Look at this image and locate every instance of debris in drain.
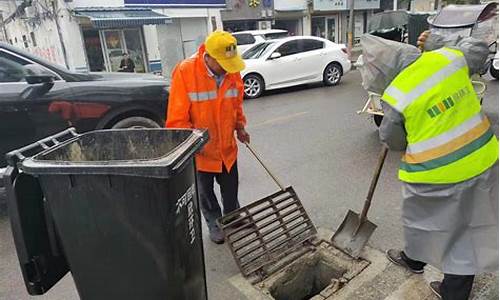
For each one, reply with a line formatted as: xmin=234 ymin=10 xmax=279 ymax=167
xmin=268 ymin=253 xmax=344 ymax=300
xmin=259 ymin=244 xmax=369 ymax=300
xmin=219 ymin=185 xmax=370 ymax=300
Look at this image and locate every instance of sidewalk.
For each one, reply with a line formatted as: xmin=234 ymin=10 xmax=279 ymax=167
xmin=225 ymin=228 xmax=499 ymax=300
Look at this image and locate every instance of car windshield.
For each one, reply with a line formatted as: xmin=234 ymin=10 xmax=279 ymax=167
xmin=242 ymin=42 xmax=275 ymax=59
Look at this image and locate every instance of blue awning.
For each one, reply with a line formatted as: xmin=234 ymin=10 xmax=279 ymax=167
xmin=73 ymin=7 xmax=171 ymax=29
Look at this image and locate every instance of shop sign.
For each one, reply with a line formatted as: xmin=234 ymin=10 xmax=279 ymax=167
xmin=124 ymin=0 xmax=225 ymax=7
xmin=313 ymin=0 xmax=379 ymax=11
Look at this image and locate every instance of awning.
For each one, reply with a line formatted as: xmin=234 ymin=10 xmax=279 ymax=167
xmin=368 ymin=11 xmax=409 ymax=32
xmin=428 ymin=3 xmax=498 ymax=28
xmin=73 ymin=7 xmax=171 ymax=29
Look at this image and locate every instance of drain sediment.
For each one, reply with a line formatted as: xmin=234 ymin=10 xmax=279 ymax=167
xmin=269 ymin=252 xmax=346 ymax=300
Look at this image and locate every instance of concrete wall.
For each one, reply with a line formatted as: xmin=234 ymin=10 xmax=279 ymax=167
xmin=5 ymin=0 xmax=89 ymax=70
xmin=157 ymin=16 xmax=210 ymax=82
xmin=153 ymin=7 xmax=221 ymax=79
xmin=5 ymin=0 xmax=67 ymax=67
xmin=144 ymin=24 xmax=161 ymax=72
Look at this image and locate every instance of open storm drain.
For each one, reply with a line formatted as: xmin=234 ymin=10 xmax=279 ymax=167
xmin=218 ymin=187 xmax=370 ymax=299
xmin=268 ymin=250 xmax=346 ymax=300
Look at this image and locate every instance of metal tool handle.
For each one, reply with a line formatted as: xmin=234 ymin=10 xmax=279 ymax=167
xmin=359 ymin=146 xmax=389 ymax=223
xmin=244 ymin=142 xmax=285 ymax=191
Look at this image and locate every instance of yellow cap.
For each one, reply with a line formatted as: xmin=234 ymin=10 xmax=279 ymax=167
xmin=205 ymin=31 xmax=245 ymax=74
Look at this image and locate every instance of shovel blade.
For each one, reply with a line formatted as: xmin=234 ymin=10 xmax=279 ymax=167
xmin=331 ymin=210 xmax=377 ymax=259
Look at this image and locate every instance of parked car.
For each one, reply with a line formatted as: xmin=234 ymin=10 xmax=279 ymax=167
xmin=241 ymin=36 xmax=351 ymax=99
xmin=0 ymin=42 xmax=168 ymax=169
xmin=233 ymin=29 xmax=289 ymax=53
xmin=489 ymin=50 xmax=499 ymax=80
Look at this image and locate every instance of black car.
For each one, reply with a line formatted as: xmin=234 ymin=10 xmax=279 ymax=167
xmin=0 ymin=42 xmax=168 ymax=167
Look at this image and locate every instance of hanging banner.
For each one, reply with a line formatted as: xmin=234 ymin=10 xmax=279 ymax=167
xmin=124 ymin=0 xmax=226 ymax=7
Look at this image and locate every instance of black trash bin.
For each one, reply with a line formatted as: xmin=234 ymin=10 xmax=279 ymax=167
xmin=4 ymin=128 xmax=208 ymax=300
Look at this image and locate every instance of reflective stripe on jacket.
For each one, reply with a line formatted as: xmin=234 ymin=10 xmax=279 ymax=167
xmin=166 ymin=44 xmax=246 ymax=173
xmin=382 ymin=47 xmax=498 ymax=184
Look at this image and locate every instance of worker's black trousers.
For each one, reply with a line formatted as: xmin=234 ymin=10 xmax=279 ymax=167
xmin=197 ymin=162 xmax=240 ymax=231
xmin=402 ymin=252 xmax=475 ymax=300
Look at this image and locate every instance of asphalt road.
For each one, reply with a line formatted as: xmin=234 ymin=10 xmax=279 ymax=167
xmin=0 ymin=70 xmax=498 ymax=300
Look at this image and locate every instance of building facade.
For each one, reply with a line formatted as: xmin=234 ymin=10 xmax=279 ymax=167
xmin=310 ymin=0 xmax=380 ymax=45
xmin=221 ymin=0 xmax=381 ymax=45
xmin=2 ymin=0 xmax=224 ymax=78
xmin=221 ymin=0 xmax=275 ymax=32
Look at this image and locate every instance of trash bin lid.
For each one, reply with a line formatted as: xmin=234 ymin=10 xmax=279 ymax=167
xmin=10 ymin=128 xmax=208 ymax=178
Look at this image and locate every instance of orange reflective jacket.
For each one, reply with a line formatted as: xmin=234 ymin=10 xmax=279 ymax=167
xmin=166 ymin=44 xmax=247 ymax=173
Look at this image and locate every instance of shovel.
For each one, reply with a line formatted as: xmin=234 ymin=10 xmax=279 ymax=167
xmin=331 ymin=146 xmax=389 ymax=258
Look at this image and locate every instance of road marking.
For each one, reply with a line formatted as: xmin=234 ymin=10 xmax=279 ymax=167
xmin=249 ymin=111 xmax=309 ymax=129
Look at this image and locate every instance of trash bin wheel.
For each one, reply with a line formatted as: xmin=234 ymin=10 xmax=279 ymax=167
xmin=490 ymin=64 xmax=498 ymax=80
xmin=374 ymin=115 xmax=383 ymax=127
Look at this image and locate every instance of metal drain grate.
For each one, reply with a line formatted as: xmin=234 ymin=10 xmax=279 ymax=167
xmin=218 ymin=186 xmax=317 ymax=279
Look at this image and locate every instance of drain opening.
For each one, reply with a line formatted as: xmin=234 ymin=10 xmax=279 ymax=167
xmin=268 ymin=253 xmax=346 ymax=300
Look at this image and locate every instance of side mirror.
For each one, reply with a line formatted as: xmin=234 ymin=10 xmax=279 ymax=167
xmin=269 ymin=52 xmax=282 ymax=60
xmin=23 ymin=64 xmax=55 ymax=85
xmin=25 ymin=75 xmax=54 ymax=85
xmin=21 ymin=65 xmax=55 ymax=99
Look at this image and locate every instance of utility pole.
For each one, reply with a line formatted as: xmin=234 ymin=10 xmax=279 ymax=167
xmin=434 ymin=0 xmax=440 ymax=11
xmin=0 ymin=11 xmax=7 ymax=42
xmin=347 ymin=0 xmax=354 ymax=59
xmin=52 ymin=0 xmax=69 ymax=69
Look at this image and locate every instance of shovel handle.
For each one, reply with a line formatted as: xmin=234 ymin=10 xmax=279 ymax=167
xmin=359 ymin=146 xmax=389 ymax=223
xmin=245 ymin=142 xmax=286 ymax=191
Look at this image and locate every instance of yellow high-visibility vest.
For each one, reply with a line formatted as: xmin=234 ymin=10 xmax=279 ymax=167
xmin=382 ymin=47 xmax=498 ymax=184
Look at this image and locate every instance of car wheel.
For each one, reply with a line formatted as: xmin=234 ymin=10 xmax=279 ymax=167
xmin=243 ymin=74 xmax=264 ymax=99
xmin=323 ymin=63 xmax=342 ymax=86
xmin=111 ymin=117 xmax=161 ymax=129
xmin=490 ymin=64 xmax=498 ymax=80
xmin=374 ymin=115 xmax=383 ymax=127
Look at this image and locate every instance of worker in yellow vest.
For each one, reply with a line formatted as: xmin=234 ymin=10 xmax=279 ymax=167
xmin=380 ymin=31 xmax=498 ymax=300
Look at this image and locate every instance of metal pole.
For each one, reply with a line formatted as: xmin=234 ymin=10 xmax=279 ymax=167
xmin=393 ymin=0 xmax=398 ymax=10
xmin=347 ymin=0 xmax=354 ymax=59
xmin=0 ymin=11 xmax=7 ymax=42
xmin=52 ymin=0 xmax=69 ymax=69
xmin=434 ymin=0 xmax=440 ymax=11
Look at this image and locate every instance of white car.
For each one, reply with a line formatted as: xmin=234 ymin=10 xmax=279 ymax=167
xmin=490 ymin=51 xmax=498 ymax=79
xmin=241 ymin=36 xmax=351 ymax=99
xmin=233 ymin=29 xmax=289 ymax=53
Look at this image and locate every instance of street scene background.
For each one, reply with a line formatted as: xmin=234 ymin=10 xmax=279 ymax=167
xmin=1 ymin=70 xmax=498 ymax=299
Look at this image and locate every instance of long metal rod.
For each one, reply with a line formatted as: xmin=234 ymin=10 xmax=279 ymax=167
xmin=245 ymin=142 xmax=285 ymax=191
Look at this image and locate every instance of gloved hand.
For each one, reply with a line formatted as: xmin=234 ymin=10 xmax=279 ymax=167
xmin=236 ymin=128 xmax=250 ymax=144
xmin=417 ymin=30 xmax=431 ymax=51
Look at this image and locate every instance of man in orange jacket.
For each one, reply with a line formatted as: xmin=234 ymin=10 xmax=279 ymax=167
xmin=166 ymin=31 xmax=250 ymax=244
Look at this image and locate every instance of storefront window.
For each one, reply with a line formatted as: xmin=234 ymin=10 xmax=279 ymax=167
xmin=123 ymin=29 xmax=146 ymax=73
xmin=83 ymin=29 xmax=105 ymax=72
xmin=104 ymin=30 xmax=125 ymax=72
xmin=327 ymin=18 xmax=336 ymax=42
xmin=312 ymin=17 xmax=326 ymax=39
xmin=83 ymin=28 xmax=148 ymax=73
